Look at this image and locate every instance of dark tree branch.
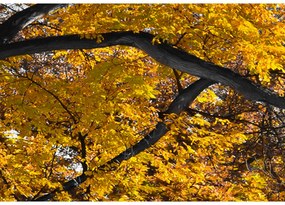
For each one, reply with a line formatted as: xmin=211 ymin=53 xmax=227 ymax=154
xmin=34 ymin=78 xmax=214 ymax=201
xmin=27 ymin=22 xmax=62 ymax=32
xmin=172 ymin=69 xmax=183 ymax=93
xmin=173 ymin=32 xmax=187 ymax=46
xmin=0 ymin=31 xmax=284 ymax=109
xmin=35 ymin=172 xmax=88 ymax=201
xmin=101 ymin=78 xmax=214 ymax=167
xmin=34 ymin=189 xmax=57 ymax=201
xmin=0 ymin=4 xmax=68 ymax=44
xmin=78 ymin=133 xmax=88 ymax=172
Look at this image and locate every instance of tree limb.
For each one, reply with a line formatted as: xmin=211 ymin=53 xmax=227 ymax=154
xmin=0 ymin=4 xmax=68 ymax=44
xmin=172 ymin=69 xmax=183 ymax=93
xmin=34 ymin=78 xmax=214 ymax=201
xmin=101 ymin=78 xmax=214 ymax=166
xmin=0 ymin=31 xmax=284 ymax=109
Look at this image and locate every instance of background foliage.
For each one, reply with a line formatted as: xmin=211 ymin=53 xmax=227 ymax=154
xmin=1 ymin=4 xmax=285 ymax=201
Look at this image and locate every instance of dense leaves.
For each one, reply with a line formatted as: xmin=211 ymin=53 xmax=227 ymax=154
xmin=1 ymin=4 xmax=285 ymax=201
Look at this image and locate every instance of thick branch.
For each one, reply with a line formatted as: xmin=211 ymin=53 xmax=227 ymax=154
xmin=0 ymin=31 xmax=284 ymax=109
xmin=35 ymin=78 xmax=214 ymax=201
xmin=78 ymin=133 xmax=88 ymax=172
xmin=0 ymin=4 xmax=67 ymax=44
xmin=102 ymin=78 xmax=214 ymax=166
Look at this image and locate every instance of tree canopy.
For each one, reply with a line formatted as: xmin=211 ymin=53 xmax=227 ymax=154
xmin=1 ymin=3 xmax=285 ymax=201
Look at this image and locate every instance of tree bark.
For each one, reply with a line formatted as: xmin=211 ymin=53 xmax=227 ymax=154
xmin=0 ymin=31 xmax=284 ymax=109
xmin=0 ymin=4 xmax=67 ymax=44
xmin=103 ymin=78 xmax=214 ymax=166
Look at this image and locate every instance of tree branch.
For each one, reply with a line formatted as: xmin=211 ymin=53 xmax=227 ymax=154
xmin=101 ymin=78 xmax=214 ymax=167
xmin=0 ymin=31 xmax=284 ymax=109
xmin=34 ymin=78 xmax=214 ymax=201
xmin=0 ymin=4 xmax=68 ymax=44
xmin=78 ymin=133 xmax=88 ymax=172
xmin=172 ymin=69 xmax=183 ymax=93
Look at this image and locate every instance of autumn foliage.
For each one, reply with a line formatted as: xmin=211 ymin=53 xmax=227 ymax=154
xmin=1 ymin=4 xmax=285 ymax=201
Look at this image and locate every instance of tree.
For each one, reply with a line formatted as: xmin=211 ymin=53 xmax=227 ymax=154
xmin=1 ymin=3 xmax=285 ymax=201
